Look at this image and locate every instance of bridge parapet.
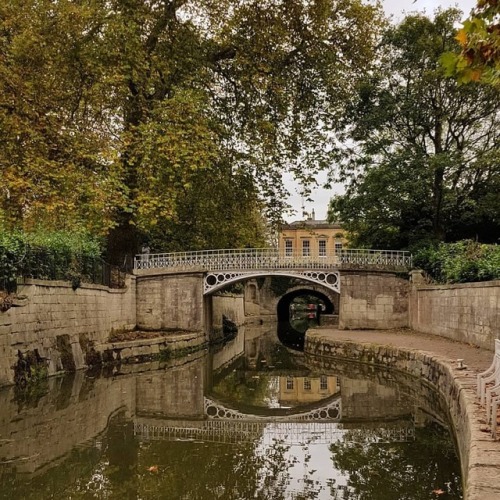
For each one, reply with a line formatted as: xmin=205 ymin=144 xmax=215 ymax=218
xmin=134 ymin=248 xmax=412 ymax=272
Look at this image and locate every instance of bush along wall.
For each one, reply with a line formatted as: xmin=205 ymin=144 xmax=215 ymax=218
xmin=0 ymin=230 xmax=106 ymax=295
xmin=413 ymin=240 xmax=500 ymax=283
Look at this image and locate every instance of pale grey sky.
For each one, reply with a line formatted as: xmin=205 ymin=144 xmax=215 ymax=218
xmin=285 ymin=0 xmax=476 ymax=222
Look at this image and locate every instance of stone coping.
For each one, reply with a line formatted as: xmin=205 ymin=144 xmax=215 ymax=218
xmin=18 ymin=277 xmax=133 ymax=293
xmin=304 ymin=330 xmax=500 ymax=500
xmin=415 ymin=279 xmax=500 ymax=292
xmin=99 ymin=331 xmax=203 ymax=351
xmin=134 ymin=267 xmax=206 ymax=277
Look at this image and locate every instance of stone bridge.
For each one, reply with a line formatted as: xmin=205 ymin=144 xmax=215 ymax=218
xmin=133 ymin=248 xmax=412 ymax=334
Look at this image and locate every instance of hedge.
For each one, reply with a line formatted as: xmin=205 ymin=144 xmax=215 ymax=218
xmin=413 ymin=240 xmax=500 ymax=284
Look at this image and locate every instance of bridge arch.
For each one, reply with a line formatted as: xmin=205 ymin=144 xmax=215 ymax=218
xmin=276 ymin=287 xmax=336 ymax=323
xmin=204 ymin=270 xmax=340 ymax=295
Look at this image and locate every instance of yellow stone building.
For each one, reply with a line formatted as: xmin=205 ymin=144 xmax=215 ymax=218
xmin=278 ymin=210 xmax=347 ymax=258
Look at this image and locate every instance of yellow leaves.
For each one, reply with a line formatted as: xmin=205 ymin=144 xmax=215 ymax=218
xmin=447 ymin=11 xmax=500 ymax=86
xmin=471 ymin=68 xmax=483 ymax=81
xmin=455 ymin=29 xmax=468 ymax=47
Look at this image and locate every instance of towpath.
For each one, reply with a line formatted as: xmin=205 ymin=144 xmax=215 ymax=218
xmin=306 ymin=326 xmax=500 ymax=500
xmin=308 ymin=327 xmax=492 ymax=373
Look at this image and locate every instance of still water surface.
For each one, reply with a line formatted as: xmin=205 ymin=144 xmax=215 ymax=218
xmin=0 ymin=325 xmax=462 ymax=499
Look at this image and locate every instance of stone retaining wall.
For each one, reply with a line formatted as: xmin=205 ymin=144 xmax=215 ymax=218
xmin=0 ymin=277 xmax=136 ymax=386
xmin=339 ymin=271 xmax=409 ymax=329
xmin=410 ymin=279 xmax=500 ymax=350
xmin=304 ymin=333 xmax=500 ymax=500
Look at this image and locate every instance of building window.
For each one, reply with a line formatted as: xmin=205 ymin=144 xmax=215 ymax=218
xmin=286 ymin=377 xmax=294 ymax=390
xmin=319 ymin=239 xmax=327 ymax=257
xmin=303 ymin=378 xmax=311 ymax=390
xmin=302 ymin=240 xmax=310 ymax=257
xmin=320 ymin=375 xmax=328 ymax=391
xmin=285 ymin=240 xmax=293 ymax=257
xmin=335 ymin=241 xmax=343 ymax=253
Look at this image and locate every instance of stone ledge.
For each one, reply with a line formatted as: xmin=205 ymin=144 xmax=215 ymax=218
xmin=304 ymin=332 xmax=500 ymax=500
xmin=99 ymin=331 xmax=203 ymax=351
xmin=19 ymin=278 xmax=133 ymax=294
xmin=94 ymin=331 xmax=207 ymax=364
xmin=415 ymin=279 xmax=500 ymax=292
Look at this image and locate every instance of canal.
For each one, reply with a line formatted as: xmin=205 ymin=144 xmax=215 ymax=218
xmin=0 ymin=324 xmax=462 ymax=499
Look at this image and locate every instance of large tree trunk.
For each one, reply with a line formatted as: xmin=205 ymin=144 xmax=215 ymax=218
xmin=432 ymin=119 xmax=445 ymax=241
xmin=106 ymin=87 xmax=144 ymax=266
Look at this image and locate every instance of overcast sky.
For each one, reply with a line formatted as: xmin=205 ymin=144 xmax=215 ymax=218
xmin=284 ymin=0 xmax=476 ymax=222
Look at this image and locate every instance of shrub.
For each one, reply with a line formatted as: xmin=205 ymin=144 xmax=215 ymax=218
xmin=414 ymin=240 xmax=500 ymax=283
xmin=0 ymin=230 xmax=104 ymax=293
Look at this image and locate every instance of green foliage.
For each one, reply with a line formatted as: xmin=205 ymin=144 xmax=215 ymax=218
xmin=0 ymin=230 xmax=104 ymax=292
xmin=414 ymin=240 xmax=500 ymax=283
xmin=329 ymin=9 xmax=500 ymax=249
xmin=145 ymin=160 xmax=271 ymax=252
xmin=330 ymin=422 xmax=462 ymax=499
xmin=1 ymin=0 xmax=386 ymax=260
xmin=0 ymin=0 xmax=127 ymax=235
xmin=441 ymin=0 xmax=500 ymax=85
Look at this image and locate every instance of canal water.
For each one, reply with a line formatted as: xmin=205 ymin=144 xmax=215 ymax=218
xmin=0 ymin=325 xmax=462 ymax=499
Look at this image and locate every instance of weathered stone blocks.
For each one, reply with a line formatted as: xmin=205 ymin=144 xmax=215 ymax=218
xmin=0 ymin=277 xmax=136 ymax=386
xmin=304 ymin=334 xmax=500 ymax=500
xmin=410 ymin=280 xmax=500 ymax=350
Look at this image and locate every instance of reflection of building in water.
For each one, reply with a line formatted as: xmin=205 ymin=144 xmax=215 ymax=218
xmin=280 ymin=375 xmax=340 ymax=405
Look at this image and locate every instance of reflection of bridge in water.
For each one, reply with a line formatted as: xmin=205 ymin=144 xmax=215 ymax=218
xmin=134 ymin=396 xmax=415 ymax=445
xmin=133 ymin=419 xmax=415 ymax=446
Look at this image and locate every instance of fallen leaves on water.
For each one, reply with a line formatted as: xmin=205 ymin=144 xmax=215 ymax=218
xmin=432 ymin=489 xmax=445 ymax=496
xmin=147 ymin=465 xmax=159 ymax=473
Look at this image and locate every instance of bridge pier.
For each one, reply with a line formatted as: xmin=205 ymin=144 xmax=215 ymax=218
xmin=136 ymin=270 xmax=207 ymax=334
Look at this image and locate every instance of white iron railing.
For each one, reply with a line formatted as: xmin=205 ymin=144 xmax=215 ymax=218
xmin=134 ymin=248 xmax=412 ymax=271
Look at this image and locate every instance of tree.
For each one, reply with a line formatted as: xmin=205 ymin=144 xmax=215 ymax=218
xmin=145 ymin=158 xmax=270 ymax=251
xmin=328 ymin=9 xmax=500 ymax=249
xmin=1 ymin=0 xmax=385 ymax=261
xmin=102 ymin=0 xmax=386 ymax=261
xmin=0 ymin=0 xmax=126 ymax=235
xmin=441 ymin=0 xmax=500 ymax=85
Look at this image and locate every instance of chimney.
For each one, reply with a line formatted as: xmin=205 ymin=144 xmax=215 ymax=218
xmin=311 ymin=209 xmax=315 ymax=221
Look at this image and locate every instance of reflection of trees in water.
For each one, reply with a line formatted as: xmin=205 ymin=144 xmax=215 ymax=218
xmin=89 ymin=425 xmax=313 ymax=500
xmin=290 ymin=316 xmax=318 ymax=333
xmin=212 ymin=367 xmax=273 ymax=407
xmin=0 ymin=332 xmax=463 ymax=500
xmin=329 ymin=422 xmax=462 ymax=500
xmin=1 ymin=414 xmax=461 ymax=500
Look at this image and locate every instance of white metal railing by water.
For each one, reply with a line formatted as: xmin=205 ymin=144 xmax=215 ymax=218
xmin=134 ymin=248 xmax=412 ymax=271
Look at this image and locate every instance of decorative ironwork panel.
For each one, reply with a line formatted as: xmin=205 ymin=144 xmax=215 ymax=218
xmin=134 ymin=247 xmax=412 ymax=272
xmin=203 ymin=396 xmax=342 ymax=422
xmin=203 ymin=270 xmax=340 ymax=295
